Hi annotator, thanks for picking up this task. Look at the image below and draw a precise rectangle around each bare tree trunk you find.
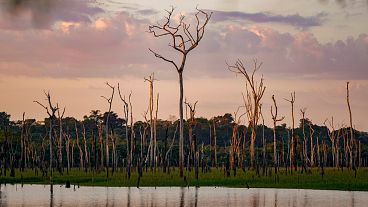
[65,133,70,174]
[271,95,285,174]
[82,124,89,172]
[285,92,296,171]
[209,123,212,167]
[21,112,25,171]
[213,118,217,168]
[71,140,75,169]
[317,136,320,169]
[34,92,58,194]
[129,95,134,178]
[144,74,155,170]
[75,122,84,170]
[154,93,159,171]
[102,82,115,178]
[96,124,103,170]
[148,7,211,177]
[308,124,315,167]
[57,107,65,174]
[300,108,308,171]
[117,84,131,178]
[179,72,184,177]
[346,82,354,169]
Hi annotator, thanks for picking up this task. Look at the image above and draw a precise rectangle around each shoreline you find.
[1,168,367,191]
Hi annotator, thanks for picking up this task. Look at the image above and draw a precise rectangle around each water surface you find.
[0,184,367,207]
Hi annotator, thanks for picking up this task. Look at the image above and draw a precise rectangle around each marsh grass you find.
[1,168,367,191]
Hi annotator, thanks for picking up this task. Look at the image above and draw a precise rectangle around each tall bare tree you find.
[184,100,198,171]
[101,82,115,178]
[56,105,65,174]
[213,117,217,168]
[148,7,212,177]
[118,84,132,178]
[308,123,315,167]
[324,117,336,167]
[154,93,159,171]
[284,92,296,171]
[34,91,58,193]
[229,106,245,173]
[346,82,354,168]
[300,108,308,172]
[228,59,266,168]
[185,100,199,178]
[144,74,155,169]
[271,95,285,173]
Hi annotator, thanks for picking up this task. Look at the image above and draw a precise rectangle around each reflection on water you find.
[0,184,367,207]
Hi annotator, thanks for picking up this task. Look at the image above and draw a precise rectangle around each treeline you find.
[1,109,367,178]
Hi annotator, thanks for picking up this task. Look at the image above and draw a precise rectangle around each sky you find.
[0,0,367,130]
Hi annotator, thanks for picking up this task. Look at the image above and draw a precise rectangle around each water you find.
[0,184,367,207]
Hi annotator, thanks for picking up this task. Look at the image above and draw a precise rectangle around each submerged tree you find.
[284,92,296,171]
[101,82,115,178]
[228,59,266,168]
[118,84,132,178]
[148,7,212,177]
[346,82,354,169]
[34,91,58,193]
[271,95,284,173]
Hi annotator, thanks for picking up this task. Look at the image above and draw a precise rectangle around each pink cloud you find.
[0,8,367,80]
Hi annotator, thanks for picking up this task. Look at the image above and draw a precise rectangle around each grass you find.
[1,167,368,191]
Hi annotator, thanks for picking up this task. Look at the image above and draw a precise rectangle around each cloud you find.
[0,11,157,78]
[318,0,368,8]
[135,9,159,16]
[0,5,367,81]
[186,25,368,80]
[0,0,103,30]
[209,10,327,29]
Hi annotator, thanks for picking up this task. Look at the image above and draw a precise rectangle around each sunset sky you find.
[0,0,367,130]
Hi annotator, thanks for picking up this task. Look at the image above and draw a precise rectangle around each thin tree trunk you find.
[179,71,184,177]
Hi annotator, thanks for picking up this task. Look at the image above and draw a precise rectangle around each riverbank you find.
[1,168,367,191]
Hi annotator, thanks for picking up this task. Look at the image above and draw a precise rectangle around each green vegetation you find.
[1,167,368,191]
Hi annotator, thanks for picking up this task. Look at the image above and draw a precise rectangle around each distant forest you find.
[1,109,367,176]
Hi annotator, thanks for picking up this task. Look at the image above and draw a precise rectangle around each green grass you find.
[1,167,368,191]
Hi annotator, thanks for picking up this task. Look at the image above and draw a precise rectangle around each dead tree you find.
[336,124,344,169]
[118,84,132,178]
[324,117,336,167]
[208,122,212,166]
[346,82,354,169]
[165,122,179,173]
[56,106,65,174]
[75,122,83,170]
[144,74,155,170]
[271,95,285,173]
[148,7,212,177]
[20,112,26,171]
[284,92,297,171]
[308,123,315,167]
[212,118,217,168]
[34,91,58,193]
[154,93,159,171]
[97,122,104,170]
[128,94,135,176]
[228,59,266,168]
[259,104,266,175]
[101,82,115,178]
[300,108,308,172]
[185,100,198,176]
[64,132,71,174]
[229,106,245,175]
[82,123,89,172]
